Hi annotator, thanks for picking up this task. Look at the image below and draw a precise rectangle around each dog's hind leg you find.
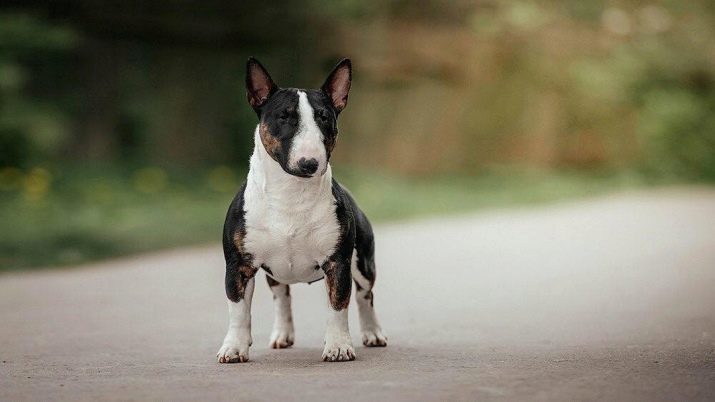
[266,275,295,348]
[352,215,387,347]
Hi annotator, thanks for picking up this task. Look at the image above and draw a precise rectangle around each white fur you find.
[288,91,328,175]
[242,122,340,284]
[350,251,370,290]
[268,283,295,348]
[322,287,355,361]
[351,252,387,346]
[217,277,254,362]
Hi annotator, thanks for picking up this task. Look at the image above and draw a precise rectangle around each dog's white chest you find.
[242,179,340,284]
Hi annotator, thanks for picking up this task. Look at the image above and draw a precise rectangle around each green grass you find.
[0,165,663,270]
[336,167,654,222]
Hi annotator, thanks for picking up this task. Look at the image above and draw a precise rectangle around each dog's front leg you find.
[217,263,257,363]
[321,257,355,362]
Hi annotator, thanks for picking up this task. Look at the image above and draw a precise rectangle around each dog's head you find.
[246,57,351,178]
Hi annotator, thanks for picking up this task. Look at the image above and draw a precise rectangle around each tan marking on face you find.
[259,121,281,161]
[323,260,350,311]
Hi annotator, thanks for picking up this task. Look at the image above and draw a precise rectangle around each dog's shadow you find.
[225,345,413,369]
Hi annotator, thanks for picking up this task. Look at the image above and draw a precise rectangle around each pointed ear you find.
[246,57,277,109]
[321,58,352,113]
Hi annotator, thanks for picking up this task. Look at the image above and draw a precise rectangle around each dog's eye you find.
[315,110,329,123]
[279,109,296,124]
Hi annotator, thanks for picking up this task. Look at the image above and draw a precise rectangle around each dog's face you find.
[246,58,351,178]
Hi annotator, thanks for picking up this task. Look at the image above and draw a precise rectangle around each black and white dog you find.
[217,58,386,363]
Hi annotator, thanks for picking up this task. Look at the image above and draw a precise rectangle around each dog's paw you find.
[361,327,387,347]
[217,343,249,363]
[322,341,356,362]
[269,328,294,349]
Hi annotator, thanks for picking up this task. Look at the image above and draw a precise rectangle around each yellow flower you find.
[22,167,52,201]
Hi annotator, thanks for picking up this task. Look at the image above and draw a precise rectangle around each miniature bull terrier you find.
[217,58,386,363]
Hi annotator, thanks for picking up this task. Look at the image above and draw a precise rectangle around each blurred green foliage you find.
[0,1,713,177]
[0,13,77,167]
[0,164,651,269]
[0,165,235,268]
[1,1,714,268]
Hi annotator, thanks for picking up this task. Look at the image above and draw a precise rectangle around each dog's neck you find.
[247,125,333,207]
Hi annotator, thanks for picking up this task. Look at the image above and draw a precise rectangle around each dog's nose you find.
[297,158,319,175]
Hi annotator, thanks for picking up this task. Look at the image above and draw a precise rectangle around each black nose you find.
[297,158,319,175]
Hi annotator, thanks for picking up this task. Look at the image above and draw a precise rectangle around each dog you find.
[217,57,387,363]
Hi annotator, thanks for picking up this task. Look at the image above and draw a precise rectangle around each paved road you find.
[2,188,715,401]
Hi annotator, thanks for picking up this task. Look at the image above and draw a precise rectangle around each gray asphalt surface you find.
[2,188,715,401]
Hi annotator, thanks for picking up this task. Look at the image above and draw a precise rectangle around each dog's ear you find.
[246,57,277,109]
[321,58,352,113]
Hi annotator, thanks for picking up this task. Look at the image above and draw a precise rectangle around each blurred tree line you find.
[1,0,715,179]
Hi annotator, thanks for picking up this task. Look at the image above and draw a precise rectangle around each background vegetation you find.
[1,0,714,269]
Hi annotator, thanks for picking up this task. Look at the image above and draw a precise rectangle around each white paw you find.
[361,327,387,347]
[322,341,356,362]
[217,341,250,363]
[269,327,295,349]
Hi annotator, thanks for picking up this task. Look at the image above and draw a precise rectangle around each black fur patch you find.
[261,264,273,276]
[319,180,357,311]
[339,183,377,287]
[257,89,299,170]
[265,274,281,288]
[222,182,257,303]
[255,88,340,177]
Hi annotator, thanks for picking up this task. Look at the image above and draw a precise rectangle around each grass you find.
[0,164,663,271]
